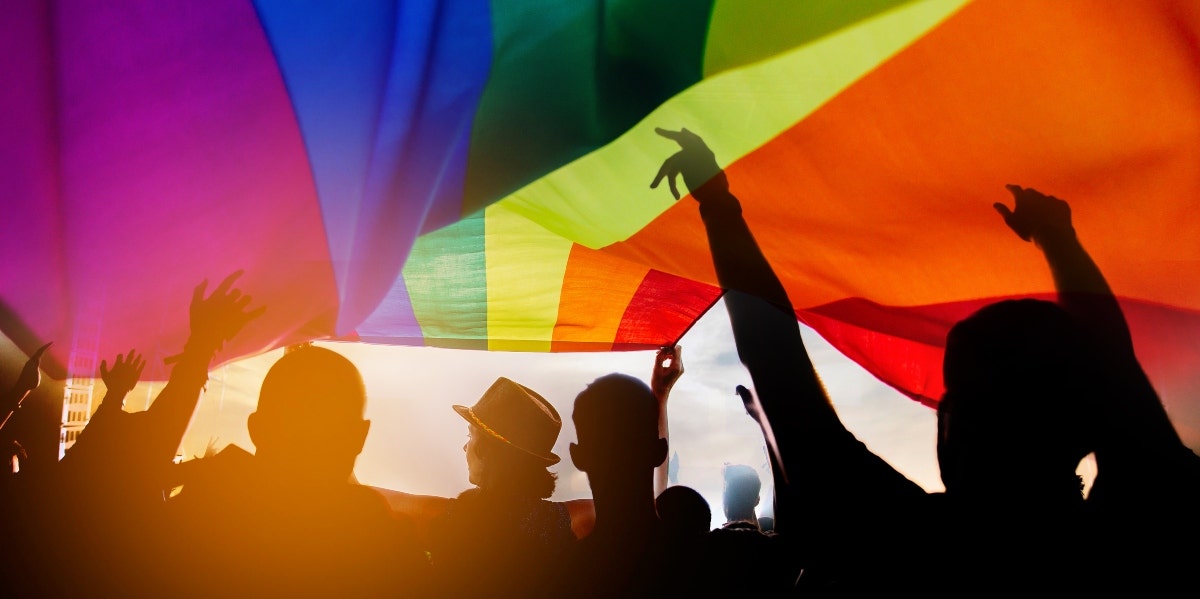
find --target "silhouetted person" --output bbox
[655,484,711,540]
[757,515,774,533]
[552,373,699,598]
[0,342,50,593]
[426,377,575,598]
[9,273,264,596]
[990,186,1200,588]
[0,342,48,483]
[57,349,145,490]
[720,464,761,527]
[59,272,263,513]
[650,345,683,496]
[0,342,49,435]
[705,516,795,597]
[156,345,426,598]
[383,347,680,550]
[707,463,795,595]
[649,128,1200,593]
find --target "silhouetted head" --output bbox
[454,378,561,498]
[570,374,667,489]
[938,299,1097,501]
[722,464,761,523]
[463,424,558,499]
[656,485,711,538]
[248,346,370,483]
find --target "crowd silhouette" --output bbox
[1,128,1198,597]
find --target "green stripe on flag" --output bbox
[403,213,489,349]
[463,0,717,216]
[488,0,968,249]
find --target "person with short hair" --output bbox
[158,346,427,598]
[656,484,711,540]
[651,127,1200,593]
[721,464,762,527]
[552,373,702,598]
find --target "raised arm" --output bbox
[995,186,1135,360]
[143,271,264,463]
[735,384,790,525]
[651,129,925,534]
[650,345,683,497]
[0,342,50,432]
[94,350,146,420]
[651,128,829,426]
[994,187,1180,451]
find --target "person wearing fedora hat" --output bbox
[454,376,564,471]
[375,349,683,595]
[426,377,577,598]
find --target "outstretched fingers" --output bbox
[655,127,702,149]
[654,127,686,143]
[651,154,684,200]
[193,279,209,307]
[184,270,265,355]
[653,127,698,201]
[125,349,145,375]
[993,202,1019,238]
[211,270,245,299]
[100,348,145,392]
[666,167,680,200]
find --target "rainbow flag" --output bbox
[4,1,1199,430]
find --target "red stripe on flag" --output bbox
[799,295,1200,452]
[612,270,722,351]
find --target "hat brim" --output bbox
[453,404,561,465]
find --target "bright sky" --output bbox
[155,297,943,530]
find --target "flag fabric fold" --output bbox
[3,1,1198,432]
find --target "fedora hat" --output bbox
[453,377,562,464]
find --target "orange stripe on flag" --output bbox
[552,244,650,352]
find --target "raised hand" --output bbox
[993,184,1074,243]
[13,342,51,399]
[736,384,787,483]
[649,345,684,496]
[735,384,762,424]
[187,270,266,354]
[651,127,727,200]
[100,350,145,398]
[1,342,51,431]
[650,345,684,402]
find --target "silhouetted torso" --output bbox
[705,521,797,596]
[156,447,427,598]
[427,487,574,598]
[553,520,700,599]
